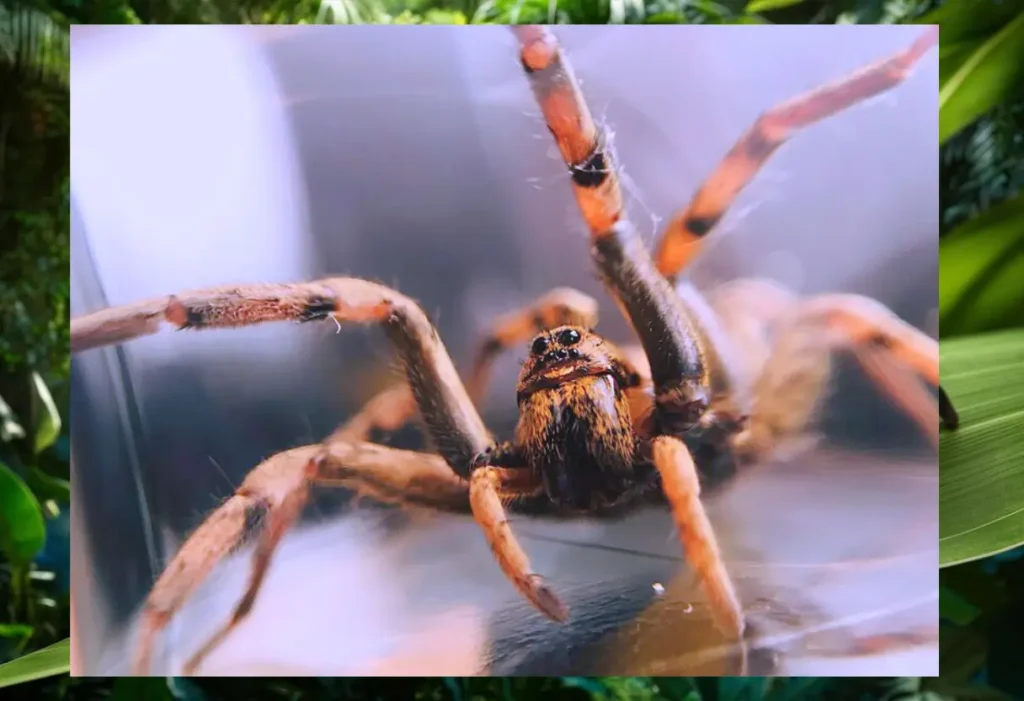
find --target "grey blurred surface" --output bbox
[70,25,938,675]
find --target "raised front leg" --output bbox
[512,26,733,434]
[652,28,939,282]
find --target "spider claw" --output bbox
[470,447,494,471]
[528,573,569,623]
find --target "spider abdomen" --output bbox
[516,375,637,511]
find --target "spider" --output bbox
[70,26,953,676]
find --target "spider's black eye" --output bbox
[557,328,581,346]
[531,336,549,356]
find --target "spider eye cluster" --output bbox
[557,328,581,346]
[531,328,583,357]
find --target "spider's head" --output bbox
[517,325,620,399]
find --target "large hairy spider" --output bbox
[71,26,953,676]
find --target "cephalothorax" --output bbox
[71,26,952,676]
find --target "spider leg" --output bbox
[135,441,471,676]
[133,446,316,676]
[852,343,940,447]
[330,382,419,444]
[313,439,469,511]
[513,26,623,237]
[333,287,600,443]
[71,278,494,477]
[735,293,947,462]
[938,386,959,430]
[652,27,938,282]
[514,26,726,433]
[649,435,747,672]
[468,464,566,621]
[181,465,309,676]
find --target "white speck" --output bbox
[652,582,665,594]
[329,314,342,333]
[681,602,694,613]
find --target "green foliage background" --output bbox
[3,0,1023,697]
[0,0,72,694]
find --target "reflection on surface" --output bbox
[89,448,936,676]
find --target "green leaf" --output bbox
[940,328,1024,566]
[745,0,806,12]
[29,372,60,455]
[0,460,46,566]
[0,638,69,688]
[652,678,698,700]
[917,0,1022,45]
[0,624,33,641]
[562,678,610,695]
[939,191,1024,337]
[939,8,1024,143]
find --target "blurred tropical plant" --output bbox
[0,0,71,692]
[921,3,1024,701]
[0,675,983,700]
[927,0,1023,682]
[0,3,70,378]
[7,0,1022,696]
[0,373,70,688]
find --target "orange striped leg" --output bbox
[330,383,419,444]
[513,25,624,239]
[468,465,565,621]
[736,293,950,461]
[134,441,471,676]
[71,277,494,477]
[853,344,941,448]
[133,447,317,676]
[653,26,939,281]
[513,27,713,432]
[181,469,310,676]
[650,436,747,671]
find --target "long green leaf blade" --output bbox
[938,9,1024,143]
[0,639,69,688]
[940,329,1024,566]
